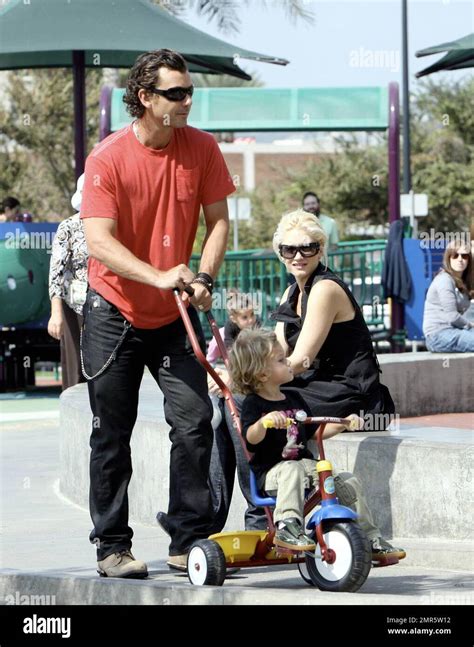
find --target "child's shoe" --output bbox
[274,518,315,551]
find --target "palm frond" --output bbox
[196,0,241,34]
[150,0,187,17]
[243,0,314,25]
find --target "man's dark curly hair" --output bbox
[123,49,188,119]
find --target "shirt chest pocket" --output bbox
[176,167,200,202]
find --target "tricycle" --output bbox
[174,288,372,592]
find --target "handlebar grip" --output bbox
[262,417,293,429]
[173,285,195,297]
[347,415,364,431]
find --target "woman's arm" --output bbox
[436,273,472,329]
[287,280,348,375]
[48,220,69,302]
[47,221,70,340]
[274,285,291,355]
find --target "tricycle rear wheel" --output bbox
[187,539,227,586]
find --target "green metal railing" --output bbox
[191,240,388,338]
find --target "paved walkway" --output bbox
[1,392,472,605]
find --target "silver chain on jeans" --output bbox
[80,319,131,381]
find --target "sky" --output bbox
[188,0,473,89]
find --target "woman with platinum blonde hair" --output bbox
[271,208,394,421]
[273,209,328,261]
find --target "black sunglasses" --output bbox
[147,85,194,102]
[279,242,321,259]
[451,253,470,260]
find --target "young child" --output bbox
[229,328,363,552]
[206,290,259,364]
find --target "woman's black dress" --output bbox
[271,264,395,427]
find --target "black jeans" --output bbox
[82,289,214,560]
[209,395,267,532]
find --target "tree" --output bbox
[409,77,474,233]
[154,0,314,34]
[0,69,101,219]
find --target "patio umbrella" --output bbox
[0,0,288,177]
[415,33,474,78]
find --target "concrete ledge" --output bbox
[60,374,473,552]
[378,352,474,417]
[1,559,473,605]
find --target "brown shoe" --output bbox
[167,553,188,572]
[97,550,148,578]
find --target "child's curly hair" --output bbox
[229,328,277,394]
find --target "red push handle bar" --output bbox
[173,288,251,460]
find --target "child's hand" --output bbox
[345,414,364,431]
[261,411,290,429]
[208,368,229,397]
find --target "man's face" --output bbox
[303,195,320,216]
[145,67,193,129]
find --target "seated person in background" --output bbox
[206,289,259,364]
[230,327,363,551]
[0,196,33,222]
[423,241,473,353]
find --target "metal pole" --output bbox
[388,83,401,224]
[99,85,113,142]
[72,50,87,180]
[388,82,405,352]
[233,199,239,251]
[402,0,411,193]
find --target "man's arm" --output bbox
[199,199,230,279]
[186,198,229,310]
[82,217,195,291]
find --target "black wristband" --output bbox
[192,272,214,293]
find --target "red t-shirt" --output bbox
[80,125,235,328]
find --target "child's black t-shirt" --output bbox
[241,390,317,490]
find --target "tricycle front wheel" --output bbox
[306,521,371,592]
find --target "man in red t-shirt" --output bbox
[80,49,235,578]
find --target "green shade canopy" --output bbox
[0,0,288,176]
[0,0,287,77]
[415,33,474,78]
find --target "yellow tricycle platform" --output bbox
[208,530,305,568]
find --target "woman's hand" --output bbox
[48,297,63,340]
[48,313,63,340]
[208,367,229,397]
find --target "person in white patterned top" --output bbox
[48,174,88,389]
